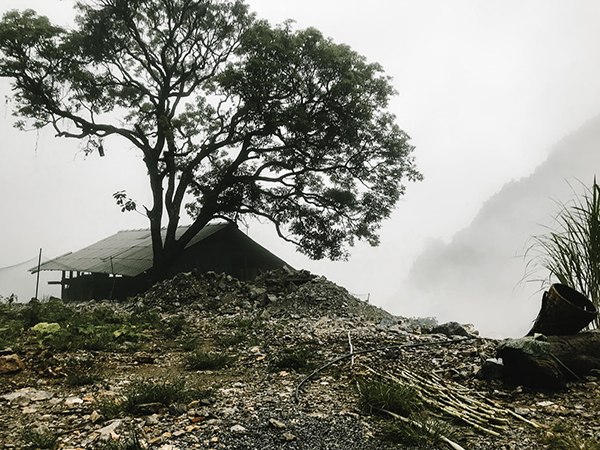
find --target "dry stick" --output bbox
[348,332,354,367]
[363,365,503,437]
[294,336,475,403]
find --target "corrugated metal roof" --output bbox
[30,223,231,277]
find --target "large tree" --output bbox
[0,0,421,278]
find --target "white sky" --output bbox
[2,0,600,329]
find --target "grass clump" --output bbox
[269,345,319,372]
[122,378,191,410]
[99,377,205,417]
[65,371,103,387]
[21,429,59,450]
[185,351,235,371]
[380,416,457,448]
[357,377,422,417]
[102,432,144,450]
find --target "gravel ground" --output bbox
[2,269,600,449]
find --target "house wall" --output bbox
[172,226,288,280]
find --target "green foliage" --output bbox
[0,298,160,352]
[185,350,235,371]
[0,0,420,271]
[21,429,59,450]
[357,377,423,417]
[524,177,600,328]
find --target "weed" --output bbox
[357,377,423,417]
[65,372,103,387]
[380,415,458,448]
[102,431,144,450]
[219,330,247,347]
[97,396,123,420]
[163,315,188,338]
[21,429,59,450]
[180,334,201,351]
[185,351,235,371]
[121,378,197,413]
[269,346,319,372]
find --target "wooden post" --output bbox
[35,248,42,300]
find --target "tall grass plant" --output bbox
[524,177,600,328]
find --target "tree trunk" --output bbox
[497,331,600,390]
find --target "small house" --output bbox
[30,222,289,301]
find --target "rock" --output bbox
[282,432,297,441]
[97,420,122,441]
[230,424,247,434]
[169,402,188,416]
[0,354,25,374]
[269,418,286,429]
[476,358,506,380]
[498,332,600,390]
[430,321,471,337]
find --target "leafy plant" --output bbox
[524,177,600,328]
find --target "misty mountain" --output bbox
[394,113,600,338]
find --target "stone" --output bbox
[97,420,122,441]
[476,358,506,380]
[430,321,471,337]
[269,418,286,429]
[0,354,25,374]
[169,402,188,416]
[230,424,247,434]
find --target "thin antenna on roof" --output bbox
[34,248,42,300]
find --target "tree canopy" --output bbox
[0,0,422,277]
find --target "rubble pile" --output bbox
[135,267,392,321]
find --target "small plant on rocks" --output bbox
[185,350,235,370]
[21,429,59,450]
[269,345,319,372]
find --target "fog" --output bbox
[1,1,600,339]
[386,114,600,338]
